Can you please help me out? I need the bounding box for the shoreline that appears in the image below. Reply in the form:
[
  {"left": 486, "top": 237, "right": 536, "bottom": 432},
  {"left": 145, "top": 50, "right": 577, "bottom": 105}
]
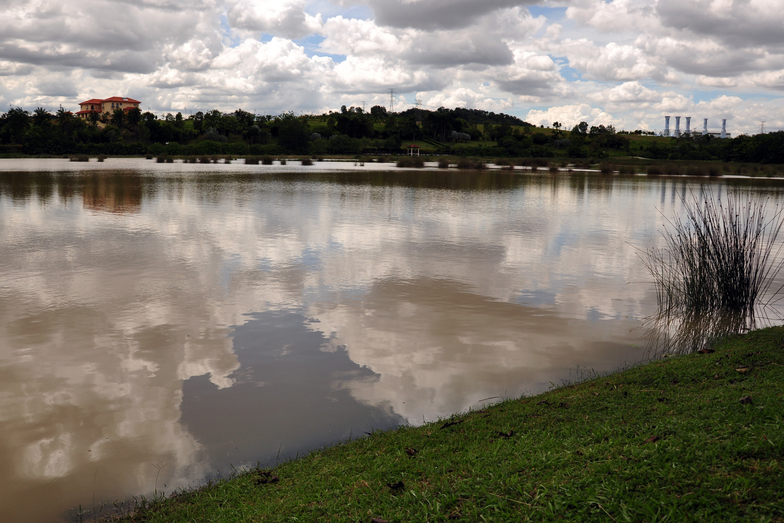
[
  {"left": 101, "top": 327, "right": 784, "bottom": 522},
  {"left": 2, "top": 156, "right": 784, "bottom": 179}
]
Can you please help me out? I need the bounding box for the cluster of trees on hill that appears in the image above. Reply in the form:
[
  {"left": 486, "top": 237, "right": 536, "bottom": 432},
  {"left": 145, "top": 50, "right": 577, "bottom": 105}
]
[{"left": 0, "top": 104, "right": 782, "bottom": 163}]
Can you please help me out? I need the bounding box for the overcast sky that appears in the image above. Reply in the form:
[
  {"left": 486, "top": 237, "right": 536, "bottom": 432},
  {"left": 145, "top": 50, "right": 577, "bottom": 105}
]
[{"left": 1, "top": 0, "right": 783, "bottom": 134}]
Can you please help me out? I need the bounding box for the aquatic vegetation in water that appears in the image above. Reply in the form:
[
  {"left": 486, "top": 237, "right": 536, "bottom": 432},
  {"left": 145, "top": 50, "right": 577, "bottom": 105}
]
[{"left": 641, "top": 189, "right": 784, "bottom": 353}]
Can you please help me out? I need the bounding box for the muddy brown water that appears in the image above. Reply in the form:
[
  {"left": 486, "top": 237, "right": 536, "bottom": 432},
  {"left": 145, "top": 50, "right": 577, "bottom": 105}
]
[{"left": 1, "top": 159, "right": 783, "bottom": 522}]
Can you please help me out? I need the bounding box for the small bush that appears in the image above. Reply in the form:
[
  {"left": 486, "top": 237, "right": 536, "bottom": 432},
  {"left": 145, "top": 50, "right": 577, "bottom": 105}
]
[
  {"left": 301, "top": 158, "right": 313, "bottom": 166},
  {"left": 262, "top": 156, "right": 274, "bottom": 165},
  {"left": 156, "top": 155, "right": 167, "bottom": 163},
  {"left": 599, "top": 162, "right": 615, "bottom": 174},
  {"left": 618, "top": 164, "right": 636, "bottom": 175},
  {"left": 396, "top": 156, "right": 425, "bottom": 168},
  {"left": 245, "top": 156, "right": 260, "bottom": 165},
  {"left": 145, "top": 154, "right": 153, "bottom": 160},
  {"left": 97, "top": 155, "right": 106, "bottom": 163},
  {"left": 686, "top": 165, "right": 707, "bottom": 176},
  {"left": 438, "top": 158, "right": 450, "bottom": 169},
  {"left": 279, "top": 159, "right": 287, "bottom": 165},
  {"left": 455, "top": 158, "right": 473, "bottom": 169},
  {"left": 664, "top": 163, "right": 684, "bottom": 175},
  {"left": 224, "top": 156, "right": 233, "bottom": 164},
  {"left": 198, "top": 156, "right": 211, "bottom": 164}
]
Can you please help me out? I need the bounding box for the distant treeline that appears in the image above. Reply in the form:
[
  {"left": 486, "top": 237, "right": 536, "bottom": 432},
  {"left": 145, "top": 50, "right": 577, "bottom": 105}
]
[{"left": 0, "top": 104, "right": 782, "bottom": 163}]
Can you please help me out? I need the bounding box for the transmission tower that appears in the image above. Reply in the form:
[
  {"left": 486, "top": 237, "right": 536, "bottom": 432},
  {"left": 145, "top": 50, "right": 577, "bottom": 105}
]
[
  {"left": 760, "top": 121, "right": 766, "bottom": 134},
  {"left": 388, "top": 89, "right": 396, "bottom": 113}
]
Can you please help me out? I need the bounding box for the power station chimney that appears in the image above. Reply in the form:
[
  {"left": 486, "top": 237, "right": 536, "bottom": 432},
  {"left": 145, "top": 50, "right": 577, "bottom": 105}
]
[
  {"left": 703, "top": 118, "right": 708, "bottom": 135},
  {"left": 685, "top": 117, "right": 691, "bottom": 135},
  {"left": 721, "top": 119, "right": 727, "bottom": 139},
  {"left": 664, "top": 116, "right": 670, "bottom": 137},
  {"left": 674, "top": 116, "right": 681, "bottom": 138}
]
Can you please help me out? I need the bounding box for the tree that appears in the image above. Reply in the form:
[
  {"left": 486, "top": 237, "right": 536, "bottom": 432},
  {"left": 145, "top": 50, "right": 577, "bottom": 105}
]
[
  {"left": 277, "top": 113, "right": 311, "bottom": 152},
  {"left": 88, "top": 111, "right": 100, "bottom": 129},
  {"left": 4, "top": 107, "right": 30, "bottom": 142},
  {"left": 370, "top": 105, "right": 387, "bottom": 119},
  {"left": 193, "top": 111, "right": 204, "bottom": 133},
  {"left": 126, "top": 107, "right": 141, "bottom": 130},
  {"left": 233, "top": 109, "right": 255, "bottom": 128},
  {"left": 56, "top": 107, "right": 74, "bottom": 139},
  {"left": 111, "top": 108, "right": 125, "bottom": 132},
  {"left": 33, "top": 107, "right": 51, "bottom": 127}
]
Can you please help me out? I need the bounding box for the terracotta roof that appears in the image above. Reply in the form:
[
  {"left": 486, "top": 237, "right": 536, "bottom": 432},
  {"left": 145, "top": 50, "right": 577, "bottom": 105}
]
[
  {"left": 103, "top": 96, "right": 141, "bottom": 104},
  {"left": 407, "top": 144, "right": 421, "bottom": 148},
  {"left": 78, "top": 97, "right": 141, "bottom": 105}
]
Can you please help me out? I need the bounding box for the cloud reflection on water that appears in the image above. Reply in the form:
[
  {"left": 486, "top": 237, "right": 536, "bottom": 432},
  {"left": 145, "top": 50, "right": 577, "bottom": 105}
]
[{"left": 5, "top": 163, "right": 770, "bottom": 522}]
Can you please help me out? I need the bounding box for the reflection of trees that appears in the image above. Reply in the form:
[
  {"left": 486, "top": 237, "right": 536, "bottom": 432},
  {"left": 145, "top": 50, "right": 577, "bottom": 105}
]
[{"left": 82, "top": 174, "right": 144, "bottom": 214}]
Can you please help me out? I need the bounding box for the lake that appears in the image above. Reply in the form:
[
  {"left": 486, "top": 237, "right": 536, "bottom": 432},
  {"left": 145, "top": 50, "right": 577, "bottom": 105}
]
[{"left": 1, "top": 158, "right": 783, "bottom": 522}]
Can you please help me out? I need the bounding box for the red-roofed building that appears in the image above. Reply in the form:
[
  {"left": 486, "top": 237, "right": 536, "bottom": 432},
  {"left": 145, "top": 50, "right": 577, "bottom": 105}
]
[{"left": 76, "top": 97, "right": 141, "bottom": 120}]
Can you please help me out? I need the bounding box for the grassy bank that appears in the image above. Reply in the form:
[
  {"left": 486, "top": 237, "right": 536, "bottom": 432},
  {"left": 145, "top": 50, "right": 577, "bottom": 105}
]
[{"left": 109, "top": 328, "right": 784, "bottom": 522}]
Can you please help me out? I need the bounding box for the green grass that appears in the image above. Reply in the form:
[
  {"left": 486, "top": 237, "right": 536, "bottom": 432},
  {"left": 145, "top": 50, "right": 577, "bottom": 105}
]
[{"left": 106, "top": 328, "right": 784, "bottom": 522}]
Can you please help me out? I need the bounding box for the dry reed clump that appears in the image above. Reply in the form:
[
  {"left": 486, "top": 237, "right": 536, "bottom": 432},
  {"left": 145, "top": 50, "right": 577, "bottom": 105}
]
[
  {"left": 455, "top": 159, "right": 486, "bottom": 170},
  {"left": 599, "top": 162, "right": 616, "bottom": 174},
  {"left": 198, "top": 156, "right": 211, "bottom": 164},
  {"left": 618, "top": 164, "right": 636, "bottom": 175},
  {"left": 245, "top": 157, "right": 260, "bottom": 164},
  {"left": 647, "top": 164, "right": 663, "bottom": 175},
  {"left": 437, "top": 158, "right": 451, "bottom": 169},
  {"left": 530, "top": 158, "right": 549, "bottom": 171},
  {"left": 549, "top": 163, "right": 560, "bottom": 173},
  {"left": 665, "top": 163, "right": 684, "bottom": 175},
  {"left": 279, "top": 159, "right": 287, "bottom": 165},
  {"left": 97, "top": 155, "right": 106, "bottom": 162},
  {"left": 301, "top": 158, "right": 313, "bottom": 166},
  {"left": 261, "top": 156, "right": 274, "bottom": 165},
  {"left": 396, "top": 156, "right": 425, "bottom": 168},
  {"left": 185, "top": 156, "right": 197, "bottom": 163},
  {"left": 69, "top": 155, "right": 89, "bottom": 162}
]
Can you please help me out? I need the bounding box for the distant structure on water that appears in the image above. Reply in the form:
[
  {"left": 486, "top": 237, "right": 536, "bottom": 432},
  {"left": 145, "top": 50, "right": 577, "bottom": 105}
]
[
  {"left": 663, "top": 115, "right": 730, "bottom": 138},
  {"left": 76, "top": 97, "right": 141, "bottom": 120}
]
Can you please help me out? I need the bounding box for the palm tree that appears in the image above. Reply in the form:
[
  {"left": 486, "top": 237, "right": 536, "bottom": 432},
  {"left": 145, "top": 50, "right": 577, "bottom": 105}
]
[
  {"left": 33, "top": 107, "right": 51, "bottom": 127},
  {"left": 56, "top": 107, "right": 72, "bottom": 138}
]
